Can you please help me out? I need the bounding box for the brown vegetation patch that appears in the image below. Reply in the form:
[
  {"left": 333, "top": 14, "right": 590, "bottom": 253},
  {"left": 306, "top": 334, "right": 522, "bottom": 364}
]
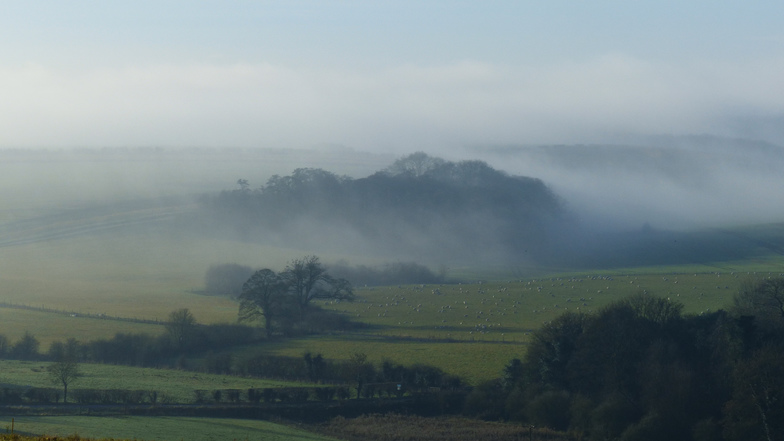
[{"left": 320, "top": 413, "right": 571, "bottom": 441}]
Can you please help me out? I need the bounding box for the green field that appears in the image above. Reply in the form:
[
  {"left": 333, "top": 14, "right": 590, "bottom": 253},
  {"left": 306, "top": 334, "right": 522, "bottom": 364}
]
[
  {"left": 0, "top": 415, "right": 338, "bottom": 441},
  {"left": 2, "top": 221, "right": 782, "bottom": 384},
  {"left": 0, "top": 308, "right": 164, "bottom": 348},
  {"left": 0, "top": 360, "right": 306, "bottom": 403},
  {"left": 261, "top": 268, "right": 769, "bottom": 383},
  {"left": 2, "top": 151, "right": 784, "bottom": 439}
]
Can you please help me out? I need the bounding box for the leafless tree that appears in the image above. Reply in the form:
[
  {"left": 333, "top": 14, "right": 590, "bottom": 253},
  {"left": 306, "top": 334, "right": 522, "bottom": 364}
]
[
  {"left": 281, "top": 256, "right": 353, "bottom": 320},
  {"left": 166, "top": 308, "right": 197, "bottom": 349},
  {"left": 733, "top": 277, "right": 784, "bottom": 331},
  {"left": 48, "top": 358, "right": 80, "bottom": 403}
]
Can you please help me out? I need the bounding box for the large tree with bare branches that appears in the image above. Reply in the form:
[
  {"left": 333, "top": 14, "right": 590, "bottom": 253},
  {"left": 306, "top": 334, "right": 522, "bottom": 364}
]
[{"left": 281, "top": 255, "right": 354, "bottom": 320}]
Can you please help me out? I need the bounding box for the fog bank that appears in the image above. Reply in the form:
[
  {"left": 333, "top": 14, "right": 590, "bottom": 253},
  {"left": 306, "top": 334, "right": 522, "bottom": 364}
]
[{"left": 460, "top": 136, "right": 784, "bottom": 231}]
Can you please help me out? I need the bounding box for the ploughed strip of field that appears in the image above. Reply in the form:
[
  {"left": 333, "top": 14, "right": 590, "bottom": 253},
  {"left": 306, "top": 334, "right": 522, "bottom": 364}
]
[{"left": 0, "top": 199, "right": 195, "bottom": 248}]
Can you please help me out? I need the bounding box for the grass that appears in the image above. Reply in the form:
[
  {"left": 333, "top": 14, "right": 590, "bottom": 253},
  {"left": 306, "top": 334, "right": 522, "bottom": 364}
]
[
  {"left": 322, "top": 271, "right": 746, "bottom": 342},
  {"left": 321, "top": 413, "right": 569, "bottom": 441},
  {"left": 0, "top": 227, "right": 375, "bottom": 331},
  {"left": 246, "top": 334, "right": 524, "bottom": 385},
  {"left": 2, "top": 169, "right": 784, "bottom": 386},
  {"left": 0, "top": 309, "right": 164, "bottom": 349},
  {"left": 1, "top": 227, "right": 778, "bottom": 384},
  {"left": 1, "top": 151, "right": 784, "bottom": 439},
  {"left": 0, "top": 232, "right": 246, "bottom": 325},
  {"left": 0, "top": 360, "right": 309, "bottom": 403},
  {"left": 0, "top": 238, "right": 775, "bottom": 384},
  {"left": 273, "top": 267, "right": 772, "bottom": 383},
  {"left": 0, "top": 416, "right": 339, "bottom": 441}
]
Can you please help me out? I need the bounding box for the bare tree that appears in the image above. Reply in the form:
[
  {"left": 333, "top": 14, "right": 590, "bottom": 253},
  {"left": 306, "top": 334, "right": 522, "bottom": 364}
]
[
  {"left": 48, "top": 358, "right": 80, "bottom": 403},
  {"left": 346, "top": 352, "right": 374, "bottom": 399},
  {"left": 166, "top": 308, "right": 197, "bottom": 350},
  {"left": 281, "top": 256, "right": 353, "bottom": 320},
  {"left": 733, "top": 278, "right": 784, "bottom": 331}
]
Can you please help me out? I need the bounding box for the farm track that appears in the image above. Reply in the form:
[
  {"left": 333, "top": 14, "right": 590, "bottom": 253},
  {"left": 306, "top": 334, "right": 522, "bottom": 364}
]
[{"left": 0, "top": 199, "right": 197, "bottom": 248}]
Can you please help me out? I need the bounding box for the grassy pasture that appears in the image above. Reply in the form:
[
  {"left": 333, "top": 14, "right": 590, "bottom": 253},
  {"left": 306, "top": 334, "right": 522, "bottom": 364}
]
[
  {"left": 2, "top": 220, "right": 782, "bottom": 383},
  {"left": 242, "top": 265, "right": 772, "bottom": 384},
  {"left": 321, "top": 270, "right": 751, "bottom": 343},
  {"left": 0, "top": 308, "right": 164, "bottom": 349},
  {"left": 1, "top": 225, "right": 780, "bottom": 384},
  {"left": 0, "top": 213, "right": 380, "bottom": 329},
  {"left": 242, "top": 334, "right": 523, "bottom": 385},
  {"left": 5, "top": 150, "right": 783, "bottom": 439},
  {"left": 2, "top": 160, "right": 784, "bottom": 385},
  {"left": 0, "top": 360, "right": 307, "bottom": 403},
  {"left": 0, "top": 415, "right": 338, "bottom": 441},
  {"left": 0, "top": 231, "right": 244, "bottom": 324}
]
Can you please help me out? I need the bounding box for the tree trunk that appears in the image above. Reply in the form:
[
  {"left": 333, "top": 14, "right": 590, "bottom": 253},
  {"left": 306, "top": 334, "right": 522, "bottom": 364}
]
[{"left": 264, "top": 315, "right": 273, "bottom": 336}]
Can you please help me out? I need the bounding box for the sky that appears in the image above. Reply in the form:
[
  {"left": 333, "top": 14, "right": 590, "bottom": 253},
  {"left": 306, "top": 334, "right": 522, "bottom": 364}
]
[{"left": 2, "top": 1, "right": 784, "bottom": 152}]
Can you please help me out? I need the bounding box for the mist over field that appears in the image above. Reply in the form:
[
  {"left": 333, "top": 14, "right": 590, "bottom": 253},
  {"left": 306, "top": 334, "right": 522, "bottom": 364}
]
[
  {"left": 464, "top": 135, "right": 784, "bottom": 231},
  {"left": 1, "top": 2, "right": 783, "bottom": 274},
  {"left": 4, "top": 4, "right": 784, "bottom": 440},
  {"left": 2, "top": 136, "right": 783, "bottom": 273}
]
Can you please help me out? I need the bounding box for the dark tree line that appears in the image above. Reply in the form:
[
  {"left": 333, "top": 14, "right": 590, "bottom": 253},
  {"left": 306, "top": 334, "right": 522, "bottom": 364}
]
[
  {"left": 199, "top": 153, "right": 566, "bottom": 262},
  {"left": 464, "top": 279, "right": 784, "bottom": 441},
  {"left": 203, "top": 263, "right": 255, "bottom": 296},
  {"left": 0, "top": 320, "right": 263, "bottom": 369},
  {"left": 225, "top": 351, "right": 461, "bottom": 399},
  {"left": 327, "top": 261, "right": 446, "bottom": 286},
  {"left": 204, "top": 260, "right": 445, "bottom": 298}
]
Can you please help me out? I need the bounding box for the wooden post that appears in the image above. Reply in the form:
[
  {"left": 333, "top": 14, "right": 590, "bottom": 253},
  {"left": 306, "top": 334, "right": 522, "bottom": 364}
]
[{"left": 11, "top": 418, "right": 14, "bottom": 434}]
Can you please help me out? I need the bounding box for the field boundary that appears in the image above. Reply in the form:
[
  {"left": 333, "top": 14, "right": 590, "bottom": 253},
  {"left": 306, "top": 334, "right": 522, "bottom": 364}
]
[{"left": 0, "top": 302, "right": 163, "bottom": 325}]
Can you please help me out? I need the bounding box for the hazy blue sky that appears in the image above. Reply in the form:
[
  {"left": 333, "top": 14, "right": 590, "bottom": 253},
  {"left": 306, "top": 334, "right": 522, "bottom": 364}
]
[{"left": 2, "top": 1, "right": 784, "bottom": 151}]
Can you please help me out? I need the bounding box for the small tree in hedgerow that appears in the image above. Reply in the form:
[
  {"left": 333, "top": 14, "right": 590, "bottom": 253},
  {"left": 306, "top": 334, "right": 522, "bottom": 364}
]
[
  {"left": 48, "top": 357, "right": 80, "bottom": 403},
  {"left": 346, "top": 352, "right": 375, "bottom": 399},
  {"left": 166, "top": 308, "right": 197, "bottom": 350}
]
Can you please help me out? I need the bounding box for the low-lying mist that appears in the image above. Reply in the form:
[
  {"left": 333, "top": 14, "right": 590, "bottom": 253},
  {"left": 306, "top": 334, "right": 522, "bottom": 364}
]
[
  {"left": 461, "top": 135, "right": 784, "bottom": 231},
  {"left": 197, "top": 154, "right": 567, "bottom": 266},
  {"left": 4, "top": 137, "right": 784, "bottom": 276}
]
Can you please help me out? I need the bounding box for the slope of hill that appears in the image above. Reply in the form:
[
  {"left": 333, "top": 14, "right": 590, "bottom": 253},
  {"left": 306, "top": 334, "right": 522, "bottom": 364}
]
[{"left": 200, "top": 153, "right": 567, "bottom": 264}]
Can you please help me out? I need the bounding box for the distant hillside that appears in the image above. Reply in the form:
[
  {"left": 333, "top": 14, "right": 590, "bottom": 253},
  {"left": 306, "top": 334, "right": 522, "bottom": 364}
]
[
  {"left": 467, "top": 135, "right": 784, "bottom": 230},
  {"left": 200, "top": 153, "right": 567, "bottom": 264}
]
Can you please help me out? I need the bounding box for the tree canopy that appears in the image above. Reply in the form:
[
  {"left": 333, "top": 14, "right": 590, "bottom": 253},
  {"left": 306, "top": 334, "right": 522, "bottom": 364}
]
[
  {"left": 200, "top": 153, "right": 565, "bottom": 263},
  {"left": 238, "top": 256, "right": 353, "bottom": 335},
  {"left": 465, "top": 281, "right": 784, "bottom": 441}
]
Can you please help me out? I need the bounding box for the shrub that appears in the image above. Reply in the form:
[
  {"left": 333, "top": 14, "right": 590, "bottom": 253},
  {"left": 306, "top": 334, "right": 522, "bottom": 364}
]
[
  {"left": 314, "top": 387, "right": 336, "bottom": 401},
  {"left": 336, "top": 387, "right": 351, "bottom": 401},
  {"left": 524, "top": 390, "right": 571, "bottom": 431},
  {"left": 204, "top": 263, "right": 255, "bottom": 297},
  {"left": 10, "top": 332, "right": 40, "bottom": 360},
  {"left": 262, "top": 388, "right": 277, "bottom": 403}
]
